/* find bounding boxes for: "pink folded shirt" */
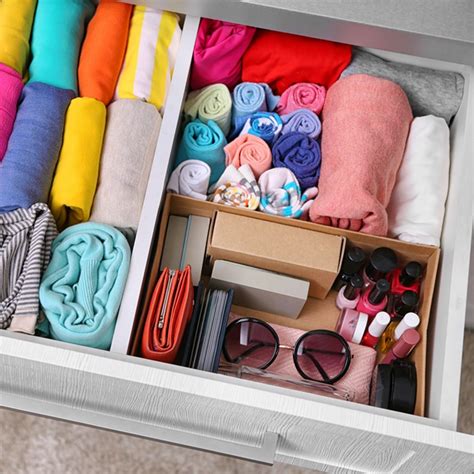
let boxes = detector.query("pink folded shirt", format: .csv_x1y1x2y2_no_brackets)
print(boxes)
276,83,326,116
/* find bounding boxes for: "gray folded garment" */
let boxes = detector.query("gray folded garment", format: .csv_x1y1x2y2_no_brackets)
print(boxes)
341,49,464,123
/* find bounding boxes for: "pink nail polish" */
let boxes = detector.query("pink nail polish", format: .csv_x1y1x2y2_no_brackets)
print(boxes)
356,279,390,317
336,274,363,310
382,329,421,364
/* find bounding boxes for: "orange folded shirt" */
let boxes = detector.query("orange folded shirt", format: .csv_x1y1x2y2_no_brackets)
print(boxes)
78,0,132,104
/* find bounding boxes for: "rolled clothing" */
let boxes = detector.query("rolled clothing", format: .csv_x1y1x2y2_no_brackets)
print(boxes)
78,0,133,105
0,0,37,76
242,30,352,95
184,84,232,136
272,132,321,190
0,83,75,212
341,49,464,123
28,0,95,92
0,64,23,161
259,168,318,219
0,203,57,334
387,116,450,246
175,119,227,185
49,98,107,230
240,112,282,145
281,109,321,139
90,99,162,230
167,159,211,200
39,222,131,350
276,83,326,115
191,18,256,91
115,7,181,113
225,134,272,180
309,74,413,236
208,164,260,210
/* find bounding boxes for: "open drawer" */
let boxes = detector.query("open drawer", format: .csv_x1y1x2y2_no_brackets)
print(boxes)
1,4,473,473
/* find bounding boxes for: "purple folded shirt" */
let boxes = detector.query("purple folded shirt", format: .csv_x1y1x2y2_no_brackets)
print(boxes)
281,109,321,139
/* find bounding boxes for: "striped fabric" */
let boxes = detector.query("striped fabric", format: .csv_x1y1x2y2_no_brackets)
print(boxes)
115,6,181,112
0,203,57,334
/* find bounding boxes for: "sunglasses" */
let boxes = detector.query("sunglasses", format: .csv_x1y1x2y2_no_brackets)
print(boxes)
223,318,351,384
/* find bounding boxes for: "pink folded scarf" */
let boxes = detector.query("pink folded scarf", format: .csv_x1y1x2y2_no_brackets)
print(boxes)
276,83,326,115
309,74,413,236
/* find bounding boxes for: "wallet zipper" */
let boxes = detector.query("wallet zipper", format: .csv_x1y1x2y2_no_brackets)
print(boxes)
158,269,176,329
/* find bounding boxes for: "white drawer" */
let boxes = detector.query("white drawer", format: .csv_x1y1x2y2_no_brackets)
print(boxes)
1,6,473,473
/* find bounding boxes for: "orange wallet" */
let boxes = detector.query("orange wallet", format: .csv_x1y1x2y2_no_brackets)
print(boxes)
141,266,194,363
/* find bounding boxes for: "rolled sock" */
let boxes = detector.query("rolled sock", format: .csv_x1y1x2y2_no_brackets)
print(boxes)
175,119,227,185
49,98,107,230
0,64,23,161
184,84,232,136
341,49,464,123
239,112,282,145
387,115,450,246
90,99,162,230
309,74,413,236
167,159,211,200
272,132,321,190
28,0,96,92
224,134,272,180
276,83,326,115
39,222,131,350
191,18,256,91
281,109,321,139
0,83,75,212
78,0,133,105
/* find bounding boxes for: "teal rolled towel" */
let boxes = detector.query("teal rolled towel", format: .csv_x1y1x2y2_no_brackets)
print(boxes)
29,0,96,92
39,222,131,350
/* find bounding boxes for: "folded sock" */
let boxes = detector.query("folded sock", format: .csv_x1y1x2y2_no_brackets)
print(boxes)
191,19,256,91
39,222,131,350
276,83,326,115
0,64,23,161
0,203,57,334
49,98,107,230
167,159,211,200
240,112,282,145
387,115,450,246
341,49,464,123
78,0,133,105
90,99,162,230
309,74,413,236
0,83,75,212
281,109,321,139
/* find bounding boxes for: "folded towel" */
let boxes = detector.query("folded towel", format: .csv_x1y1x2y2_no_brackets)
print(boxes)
240,112,283,145
175,119,227,185
167,159,211,200
0,203,57,334
225,134,272,180
242,30,352,95
387,116,450,246
208,164,260,210
272,132,321,190
90,99,162,230
230,82,280,137
29,0,95,92
0,0,37,75
341,49,464,123
191,19,256,91
276,83,326,115
0,64,23,161
115,7,181,113
39,222,131,350
259,168,318,219
184,84,232,135
49,98,107,230
281,109,321,139
0,83,75,212
78,0,133,105
309,74,413,236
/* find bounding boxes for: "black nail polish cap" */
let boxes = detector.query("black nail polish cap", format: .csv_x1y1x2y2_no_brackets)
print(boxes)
368,279,390,305
341,247,366,276
365,247,398,282
399,262,423,287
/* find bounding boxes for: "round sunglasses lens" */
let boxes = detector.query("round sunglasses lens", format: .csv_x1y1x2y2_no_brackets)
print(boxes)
224,320,277,369
295,332,349,382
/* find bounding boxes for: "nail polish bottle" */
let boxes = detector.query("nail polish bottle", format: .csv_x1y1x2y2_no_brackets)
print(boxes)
393,290,419,319
361,311,391,348
336,274,364,310
390,262,423,296
382,329,421,364
379,312,421,353
363,247,398,288
356,279,390,317
334,247,367,290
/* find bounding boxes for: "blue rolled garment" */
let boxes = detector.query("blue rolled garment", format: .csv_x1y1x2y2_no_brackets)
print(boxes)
0,82,75,212
281,109,321,139
29,0,96,92
175,119,227,185
240,111,283,144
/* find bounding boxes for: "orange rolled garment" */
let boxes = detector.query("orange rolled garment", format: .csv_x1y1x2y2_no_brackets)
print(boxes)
78,0,132,104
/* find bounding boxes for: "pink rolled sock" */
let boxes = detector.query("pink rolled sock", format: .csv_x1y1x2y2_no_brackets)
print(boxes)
309,74,413,236
0,63,23,160
276,83,326,115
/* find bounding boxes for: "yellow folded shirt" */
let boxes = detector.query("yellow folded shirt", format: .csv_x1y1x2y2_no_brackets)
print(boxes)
49,97,106,230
